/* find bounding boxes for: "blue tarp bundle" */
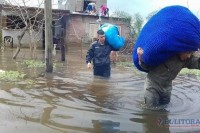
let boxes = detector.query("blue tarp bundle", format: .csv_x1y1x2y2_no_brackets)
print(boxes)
133,5,200,72
100,23,125,49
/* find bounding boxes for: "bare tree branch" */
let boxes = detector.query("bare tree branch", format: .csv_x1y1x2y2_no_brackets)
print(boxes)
3,0,45,59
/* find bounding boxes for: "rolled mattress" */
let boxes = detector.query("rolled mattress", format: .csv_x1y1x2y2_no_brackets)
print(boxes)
133,5,200,72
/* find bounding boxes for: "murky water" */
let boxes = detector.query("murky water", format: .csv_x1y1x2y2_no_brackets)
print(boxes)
0,48,200,133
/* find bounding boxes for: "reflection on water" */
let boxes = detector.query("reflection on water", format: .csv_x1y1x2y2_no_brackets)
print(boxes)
0,49,200,133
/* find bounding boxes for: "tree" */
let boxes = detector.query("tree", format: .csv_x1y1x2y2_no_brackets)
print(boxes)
111,11,133,33
111,11,144,39
110,11,144,56
111,10,134,43
132,13,144,38
2,0,44,59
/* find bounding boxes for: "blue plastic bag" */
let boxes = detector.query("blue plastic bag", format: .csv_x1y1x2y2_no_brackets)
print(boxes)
100,23,125,49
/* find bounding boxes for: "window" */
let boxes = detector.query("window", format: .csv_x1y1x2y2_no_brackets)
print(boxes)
3,15,39,30
83,0,91,11
6,15,26,29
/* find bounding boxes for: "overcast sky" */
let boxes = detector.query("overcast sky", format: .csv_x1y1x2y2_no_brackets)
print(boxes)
107,0,200,19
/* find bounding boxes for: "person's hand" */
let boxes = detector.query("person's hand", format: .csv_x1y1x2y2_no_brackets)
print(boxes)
137,47,143,55
137,47,143,61
87,62,92,69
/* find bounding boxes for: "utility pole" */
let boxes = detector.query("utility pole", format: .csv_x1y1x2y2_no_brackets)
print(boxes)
45,0,53,72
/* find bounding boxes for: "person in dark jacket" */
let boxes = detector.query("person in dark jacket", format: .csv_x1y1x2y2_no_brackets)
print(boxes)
86,29,118,78
137,47,200,108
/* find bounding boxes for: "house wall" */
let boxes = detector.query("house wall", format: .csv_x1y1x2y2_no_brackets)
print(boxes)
1,8,70,49
2,29,43,48
1,9,44,48
65,14,130,47
1,13,130,49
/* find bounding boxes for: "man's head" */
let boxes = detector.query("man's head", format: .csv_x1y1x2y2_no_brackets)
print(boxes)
97,29,105,44
178,51,194,61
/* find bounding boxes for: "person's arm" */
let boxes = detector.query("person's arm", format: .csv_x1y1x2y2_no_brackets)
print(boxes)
185,55,200,69
86,44,94,69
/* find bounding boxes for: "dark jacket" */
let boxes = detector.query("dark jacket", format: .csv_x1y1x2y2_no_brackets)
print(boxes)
86,40,117,66
144,55,200,93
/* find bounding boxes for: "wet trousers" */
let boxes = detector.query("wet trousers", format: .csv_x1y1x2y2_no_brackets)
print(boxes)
93,65,110,78
144,89,171,107
144,77,172,107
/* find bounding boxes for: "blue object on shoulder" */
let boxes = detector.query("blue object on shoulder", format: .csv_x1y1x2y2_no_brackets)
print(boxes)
100,23,125,49
133,5,200,72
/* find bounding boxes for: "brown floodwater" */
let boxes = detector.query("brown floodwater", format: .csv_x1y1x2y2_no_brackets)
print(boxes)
0,48,200,133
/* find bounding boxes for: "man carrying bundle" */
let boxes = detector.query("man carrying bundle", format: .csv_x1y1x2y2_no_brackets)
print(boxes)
133,5,200,108
137,47,199,107
86,29,118,78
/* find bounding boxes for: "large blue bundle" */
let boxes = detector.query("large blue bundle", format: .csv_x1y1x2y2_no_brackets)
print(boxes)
133,5,200,72
100,23,125,49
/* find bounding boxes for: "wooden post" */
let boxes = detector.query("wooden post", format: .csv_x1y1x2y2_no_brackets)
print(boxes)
45,0,53,72
60,36,65,61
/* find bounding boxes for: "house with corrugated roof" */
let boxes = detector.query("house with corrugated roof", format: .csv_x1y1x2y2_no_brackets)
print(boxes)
0,0,130,51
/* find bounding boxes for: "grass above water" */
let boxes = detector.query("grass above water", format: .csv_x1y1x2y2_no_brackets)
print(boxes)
1,61,200,82
0,70,25,81
117,61,200,78
180,68,200,77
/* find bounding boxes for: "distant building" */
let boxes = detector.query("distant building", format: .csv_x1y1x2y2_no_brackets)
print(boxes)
0,2,131,51
57,0,107,14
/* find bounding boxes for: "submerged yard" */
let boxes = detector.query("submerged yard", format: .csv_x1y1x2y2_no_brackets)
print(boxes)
0,48,200,133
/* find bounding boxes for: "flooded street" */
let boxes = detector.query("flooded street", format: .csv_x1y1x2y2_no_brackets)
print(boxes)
0,48,200,133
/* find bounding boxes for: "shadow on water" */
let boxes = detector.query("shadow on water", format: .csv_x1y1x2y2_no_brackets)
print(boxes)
0,49,200,133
